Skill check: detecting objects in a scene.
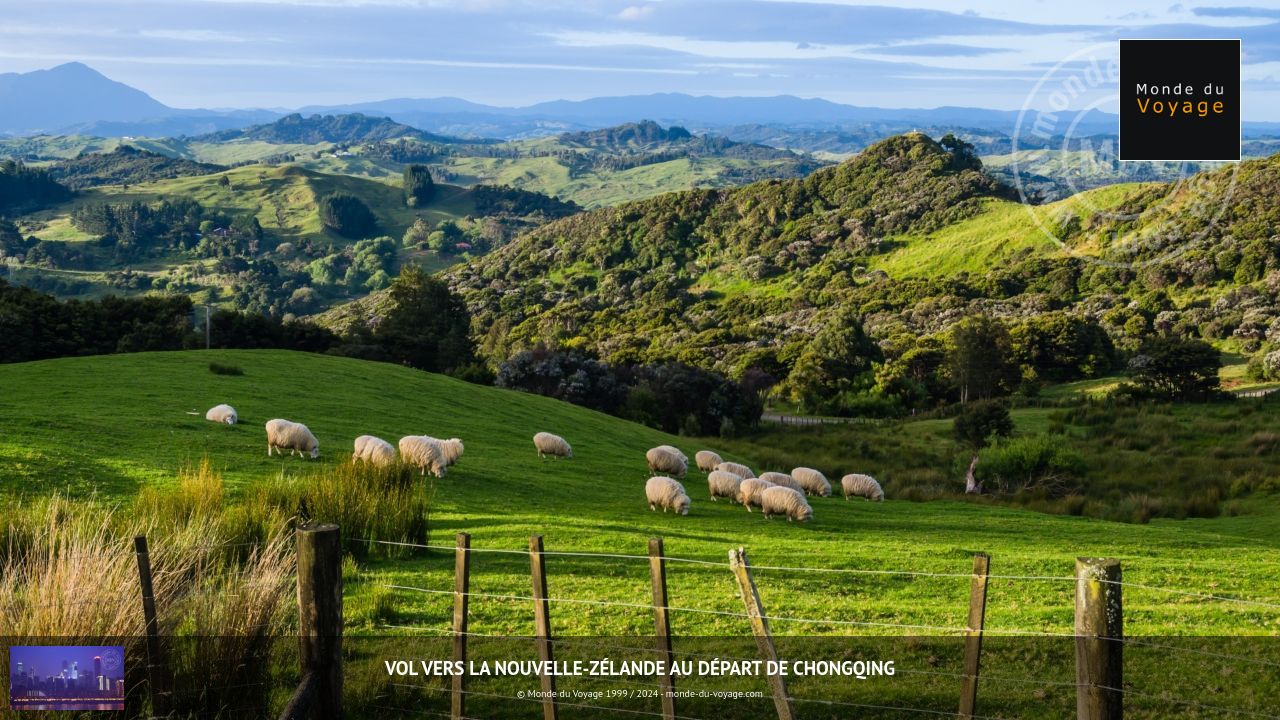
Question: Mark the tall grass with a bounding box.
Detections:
[248,459,432,558]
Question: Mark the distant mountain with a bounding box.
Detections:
[48,146,225,190]
[195,113,472,145]
[61,110,283,139]
[0,63,173,134]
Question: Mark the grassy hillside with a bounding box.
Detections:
[1,349,1277,644]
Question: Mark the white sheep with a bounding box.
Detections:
[265,419,319,459]
[737,477,776,512]
[353,435,396,467]
[695,450,723,473]
[205,404,238,425]
[716,461,756,479]
[399,435,449,477]
[707,470,743,503]
[645,476,691,515]
[533,432,573,459]
[759,471,804,493]
[439,438,465,466]
[646,446,688,478]
[791,467,832,497]
[656,445,689,463]
[760,486,813,522]
[841,473,884,502]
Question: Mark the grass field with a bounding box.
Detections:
[3,349,1277,718]
[868,184,1151,279]
[1,349,1278,642]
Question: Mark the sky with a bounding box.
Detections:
[1,0,1279,118]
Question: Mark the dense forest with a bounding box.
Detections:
[0,159,72,214]
[49,146,225,189]
[449,133,1280,415]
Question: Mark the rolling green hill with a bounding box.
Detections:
[441,133,1280,417]
[1,348,1278,645]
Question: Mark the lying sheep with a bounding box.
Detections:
[646,446,688,478]
[759,471,804,493]
[841,473,884,502]
[645,476,691,515]
[695,450,723,473]
[737,477,776,512]
[716,461,756,479]
[791,467,832,497]
[353,435,396,467]
[533,432,573,459]
[707,470,743,503]
[760,486,814,522]
[439,438,465,466]
[265,419,319,459]
[206,404,238,425]
[399,435,449,477]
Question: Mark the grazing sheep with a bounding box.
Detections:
[737,477,776,512]
[695,450,724,473]
[205,404,238,425]
[707,470,743,503]
[656,445,689,463]
[841,474,884,502]
[759,471,804,493]
[645,476,691,515]
[760,486,814,522]
[439,438,465,466]
[646,446,688,478]
[399,435,449,477]
[265,419,319,459]
[533,432,573,459]
[353,435,396,467]
[791,467,832,497]
[716,461,756,479]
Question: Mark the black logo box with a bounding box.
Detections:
[1119,39,1241,162]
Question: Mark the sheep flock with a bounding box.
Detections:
[204,403,883,526]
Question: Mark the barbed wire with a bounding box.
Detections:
[792,696,1004,719]
[350,538,728,567]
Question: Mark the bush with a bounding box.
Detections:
[318,191,378,239]
[971,435,1087,496]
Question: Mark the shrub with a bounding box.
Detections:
[971,435,1087,496]
[318,191,378,239]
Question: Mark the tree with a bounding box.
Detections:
[373,265,476,372]
[944,314,1020,403]
[953,399,1014,493]
[1127,336,1221,401]
[403,164,434,207]
[318,192,377,239]
[787,307,881,412]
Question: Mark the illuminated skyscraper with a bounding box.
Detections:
[94,656,102,680]
[71,660,79,680]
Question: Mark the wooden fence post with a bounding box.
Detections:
[958,552,990,719]
[452,533,471,720]
[729,547,795,720]
[1075,558,1122,720]
[648,538,677,720]
[529,535,558,720]
[296,523,343,720]
[134,535,168,717]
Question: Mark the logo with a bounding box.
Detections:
[1120,39,1241,161]
[1012,41,1240,270]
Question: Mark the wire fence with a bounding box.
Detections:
[352,534,1280,720]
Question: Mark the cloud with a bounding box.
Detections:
[1192,6,1280,19]
[868,43,1014,57]
[618,5,654,21]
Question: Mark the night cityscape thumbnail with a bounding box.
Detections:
[9,645,125,711]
